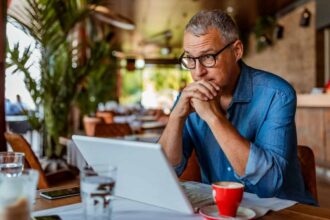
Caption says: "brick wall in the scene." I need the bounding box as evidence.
[243,0,316,93]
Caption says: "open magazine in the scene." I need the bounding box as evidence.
[180,181,214,212]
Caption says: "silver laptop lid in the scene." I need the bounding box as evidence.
[72,135,194,214]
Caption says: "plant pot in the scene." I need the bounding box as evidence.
[83,115,103,136]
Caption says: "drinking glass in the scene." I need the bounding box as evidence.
[0,169,39,220]
[0,152,24,177]
[81,165,117,220]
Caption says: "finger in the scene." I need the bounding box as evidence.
[196,81,218,97]
[186,82,214,99]
[192,89,209,101]
[208,81,221,92]
[199,80,219,94]
[184,89,208,101]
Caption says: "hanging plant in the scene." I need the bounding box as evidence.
[253,16,276,52]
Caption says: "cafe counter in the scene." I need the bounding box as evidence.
[296,94,330,167]
[297,94,330,107]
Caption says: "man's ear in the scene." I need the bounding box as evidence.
[233,40,243,62]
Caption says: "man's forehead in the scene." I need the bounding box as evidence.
[183,29,223,54]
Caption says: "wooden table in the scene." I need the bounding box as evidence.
[34,185,81,212]
[34,186,330,219]
[260,204,330,219]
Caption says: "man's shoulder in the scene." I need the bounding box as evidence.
[245,65,296,98]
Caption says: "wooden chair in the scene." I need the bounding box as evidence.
[178,145,318,202]
[179,150,201,182]
[297,145,318,202]
[4,132,76,189]
[96,111,114,124]
[93,123,133,137]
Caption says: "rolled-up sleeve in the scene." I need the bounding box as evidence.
[235,89,297,197]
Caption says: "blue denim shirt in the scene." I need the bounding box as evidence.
[175,61,317,205]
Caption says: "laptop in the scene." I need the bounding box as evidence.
[72,135,213,214]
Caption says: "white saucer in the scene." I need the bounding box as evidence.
[199,205,256,220]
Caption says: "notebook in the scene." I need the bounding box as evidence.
[72,135,213,214]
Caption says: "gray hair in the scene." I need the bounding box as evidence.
[185,9,239,43]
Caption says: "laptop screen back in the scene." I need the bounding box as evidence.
[72,135,194,214]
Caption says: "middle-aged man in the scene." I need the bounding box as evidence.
[158,9,316,205]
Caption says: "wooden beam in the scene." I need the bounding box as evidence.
[144,58,179,65]
[0,1,7,151]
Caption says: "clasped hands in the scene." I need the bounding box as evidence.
[173,80,224,122]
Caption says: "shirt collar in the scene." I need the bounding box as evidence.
[232,60,253,103]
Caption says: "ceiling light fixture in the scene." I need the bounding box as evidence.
[135,58,145,69]
[226,6,234,14]
[299,8,311,27]
[259,34,272,46]
[274,24,284,39]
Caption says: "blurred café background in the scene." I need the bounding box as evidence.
[1,0,330,207]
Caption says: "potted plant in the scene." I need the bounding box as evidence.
[253,16,276,52]
[76,40,118,135]
[7,0,118,158]
[77,41,118,116]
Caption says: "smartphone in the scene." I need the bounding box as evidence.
[32,215,61,220]
[39,187,80,200]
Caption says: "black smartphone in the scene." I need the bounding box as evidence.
[39,187,80,200]
[32,215,62,220]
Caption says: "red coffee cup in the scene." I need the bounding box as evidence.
[212,181,244,217]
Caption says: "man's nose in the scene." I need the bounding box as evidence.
[194,60,207,77]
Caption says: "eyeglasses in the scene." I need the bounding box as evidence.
[179,41,236,69]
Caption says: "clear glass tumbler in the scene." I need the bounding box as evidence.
[0,169,39,220]
[0,152,24,177]
[81,165,117,220]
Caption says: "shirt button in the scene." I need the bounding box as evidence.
[227,167,232,172]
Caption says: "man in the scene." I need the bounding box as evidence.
[158,9,316,205]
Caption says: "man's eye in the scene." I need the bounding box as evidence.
[203,54,214,59]
[183,57,195,64]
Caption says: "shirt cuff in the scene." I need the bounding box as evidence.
[234,142,274,185]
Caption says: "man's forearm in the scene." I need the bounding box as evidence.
[158,114,186,166]
[207,114,250,176]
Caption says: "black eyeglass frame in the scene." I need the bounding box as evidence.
[179,40,236,69]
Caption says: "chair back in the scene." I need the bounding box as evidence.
[93,123,133,137]
[96,111,114,124]
[4,132,49,189]
[297,145,318,202]
[179,150,201,182]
